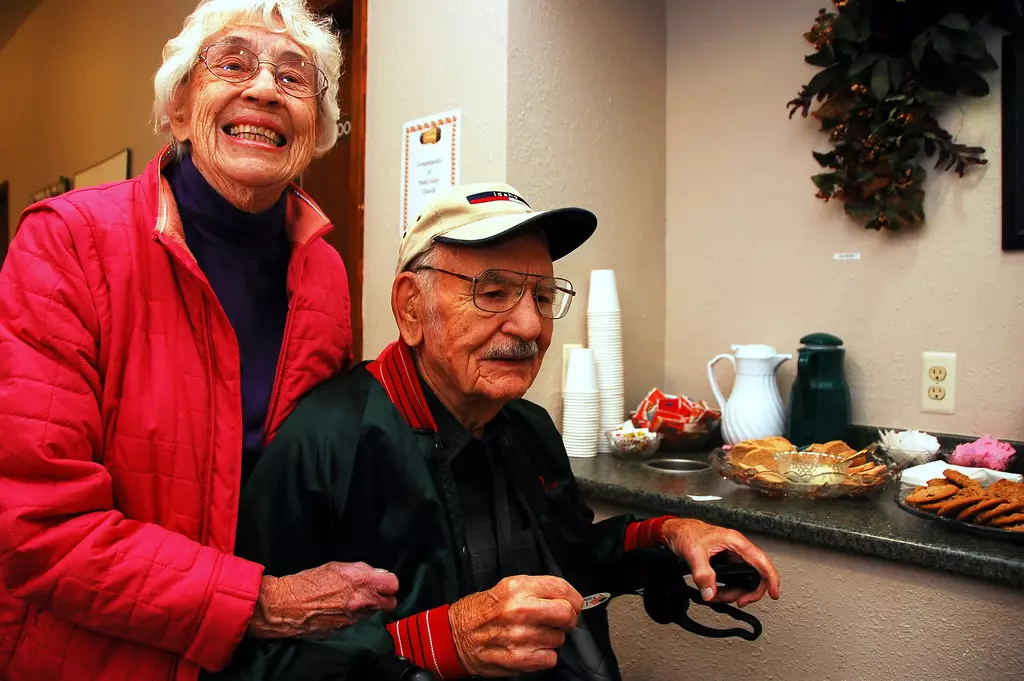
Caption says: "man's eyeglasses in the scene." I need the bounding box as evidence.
[198,43,328,99]
[415,267,576,320]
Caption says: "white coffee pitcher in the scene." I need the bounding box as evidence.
[708,344,792,445]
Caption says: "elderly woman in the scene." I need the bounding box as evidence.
[0,1,397,680]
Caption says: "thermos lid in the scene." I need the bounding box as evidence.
[800,332,843,347]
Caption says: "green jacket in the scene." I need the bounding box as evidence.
[219,341,657,680]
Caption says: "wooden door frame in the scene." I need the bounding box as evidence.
[310,0,367,360]
[0,181,9,268]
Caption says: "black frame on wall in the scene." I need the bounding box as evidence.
[1003,33,1024,250]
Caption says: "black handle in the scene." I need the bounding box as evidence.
[635,549,764,641]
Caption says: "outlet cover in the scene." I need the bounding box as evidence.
[921,351,956,414]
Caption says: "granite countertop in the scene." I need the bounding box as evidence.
[571,451,1024,588]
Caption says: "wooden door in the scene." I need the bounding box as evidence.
[0,181,8,269]
[303,0,366,360]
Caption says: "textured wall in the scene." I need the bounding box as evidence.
[665,0,1024,438]
[0,0,196,231]
[362,0,509,357]
[590,500,1024,681]
[508,0,667,418]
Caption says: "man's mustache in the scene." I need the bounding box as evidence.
[481,337,539,360]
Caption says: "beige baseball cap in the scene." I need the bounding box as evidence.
[397,182,597,273]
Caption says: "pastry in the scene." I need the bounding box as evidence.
[936,493,988,517]
[976,500,1024,525]
[906,485,958,504]
[954,497,1004,521]
[991,512,1024,528]
[943,469,981,490]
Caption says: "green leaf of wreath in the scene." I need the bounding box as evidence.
[871,59,890,100]
[937,14,971,32]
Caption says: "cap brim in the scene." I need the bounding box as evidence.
[433,207,597,261]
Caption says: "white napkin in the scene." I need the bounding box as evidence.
[901,460,1022,488]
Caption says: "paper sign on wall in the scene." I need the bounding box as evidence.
[399,109,461,235]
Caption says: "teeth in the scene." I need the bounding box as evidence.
[226,124,284,147]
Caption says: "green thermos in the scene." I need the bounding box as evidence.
[786,333,851,447]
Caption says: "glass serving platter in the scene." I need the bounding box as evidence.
[710,444,900,500]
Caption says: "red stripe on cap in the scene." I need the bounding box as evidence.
[467,195,516,204]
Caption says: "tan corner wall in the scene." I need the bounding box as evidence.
[508,0,667,418]
[589,499,1024,681]
[666,0,1024,438]
[0,0,195,232]
[362,0,510,358]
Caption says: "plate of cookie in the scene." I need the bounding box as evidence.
[710,437,899,499]
[896,468,1024,542]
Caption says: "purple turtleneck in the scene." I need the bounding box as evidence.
[165,155,291,488]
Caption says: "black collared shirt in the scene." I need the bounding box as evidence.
[421,381,545,593]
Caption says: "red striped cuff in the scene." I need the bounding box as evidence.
[624,516,673,551]
[385,604,467,680]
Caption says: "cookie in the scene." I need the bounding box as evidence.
[990,512,1024,528]
[807,440,854,456]
[988,479,1024,502]
[975,500,1024,525]
[943,469,980,489]
[1004,525,1024,532]
[937,494,988,517]
[907,485,958,504]
[927,478,949,487]
[955,497,1004,522]
[918,500,948,511]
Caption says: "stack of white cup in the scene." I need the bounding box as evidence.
[587,269,624,453]
[562,347,600,457]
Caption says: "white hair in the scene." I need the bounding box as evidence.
[152,0,343,158]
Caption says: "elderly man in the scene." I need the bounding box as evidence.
[225,184,781,680]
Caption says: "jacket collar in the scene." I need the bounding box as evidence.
[150,145,332,260]
[367,340,438,432]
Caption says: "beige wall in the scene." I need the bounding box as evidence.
[362,0,510,357]
[590,499,1024,681]
[509,0,667,418]
[666,0,1024,439]
[0,0,195,232]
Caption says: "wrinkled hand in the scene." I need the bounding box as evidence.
[448,575,583,677]
[247,561,400,639]
[661,518,781,607]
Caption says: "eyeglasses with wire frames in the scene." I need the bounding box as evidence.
[415,267,576,319]
[198,42,328,99]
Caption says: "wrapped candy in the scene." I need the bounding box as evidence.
[631,388,720,436]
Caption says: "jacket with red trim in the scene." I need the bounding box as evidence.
[216,342,661,680]
[0,149,353,681]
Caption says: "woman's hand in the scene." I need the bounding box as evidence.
[247,561,400,639]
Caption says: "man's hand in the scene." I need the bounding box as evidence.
[247,561,400,639]
[448,575,583,677]
[661,518,781,607]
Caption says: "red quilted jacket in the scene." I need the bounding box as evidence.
[0,149,353,681]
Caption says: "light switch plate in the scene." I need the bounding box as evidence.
[921,351,956,414]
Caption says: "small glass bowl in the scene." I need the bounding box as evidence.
[606,429,663,461]
[882,447,943,470]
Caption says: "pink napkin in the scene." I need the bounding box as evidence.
[948,435,1016,471]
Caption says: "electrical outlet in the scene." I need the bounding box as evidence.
[921,351,956,414]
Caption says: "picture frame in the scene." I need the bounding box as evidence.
[1002,33,1024,251]
[29,177,71,204]
[73,148,131,190]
